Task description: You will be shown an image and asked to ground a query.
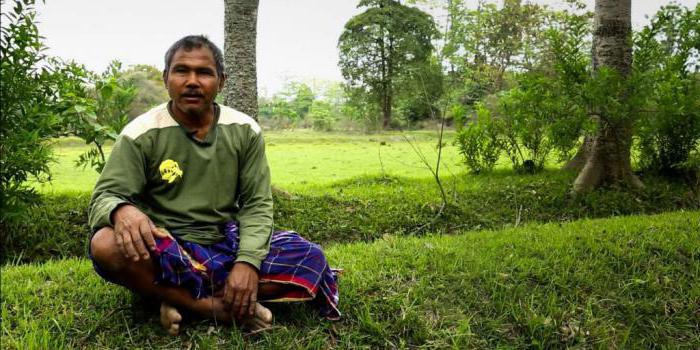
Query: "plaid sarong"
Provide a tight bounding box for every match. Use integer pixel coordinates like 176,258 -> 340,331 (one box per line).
153,222 -> 340,320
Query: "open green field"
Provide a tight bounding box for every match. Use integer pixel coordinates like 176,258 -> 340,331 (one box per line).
35,130 -> 467,194
3,211 -> 699,349
6,130 -> 699,348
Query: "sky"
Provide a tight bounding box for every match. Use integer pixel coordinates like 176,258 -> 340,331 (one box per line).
29,0 -> 699,96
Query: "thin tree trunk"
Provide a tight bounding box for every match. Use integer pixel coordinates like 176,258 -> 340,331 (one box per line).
573,0 -> 642,192
223,0 -> 259,119
382,92 -> 392,129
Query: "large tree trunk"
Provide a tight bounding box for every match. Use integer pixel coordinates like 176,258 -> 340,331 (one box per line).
573,0 -> 642,192
223,0 -> 259,119
563,136 -> 593,171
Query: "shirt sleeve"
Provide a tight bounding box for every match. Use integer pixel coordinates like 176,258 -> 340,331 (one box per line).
234,129 -> 273,270
88,135 -> 147,232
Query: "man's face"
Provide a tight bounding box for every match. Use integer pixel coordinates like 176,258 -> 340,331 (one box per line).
164,46 -> 224,117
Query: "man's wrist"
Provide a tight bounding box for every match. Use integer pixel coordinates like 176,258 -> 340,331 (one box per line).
233,256 -> 262,272
109,202 -> 132,225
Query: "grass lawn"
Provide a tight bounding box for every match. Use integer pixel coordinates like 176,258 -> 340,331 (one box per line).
2,211 -> 698,349
8,130 -> 698,348
34,130 -> 467,194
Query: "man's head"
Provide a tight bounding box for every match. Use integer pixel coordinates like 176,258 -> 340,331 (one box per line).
164,35 -> 225,80
163,35 -> 226,117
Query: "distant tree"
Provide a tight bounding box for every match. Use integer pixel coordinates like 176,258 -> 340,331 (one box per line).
573,0 -> 642,191
442,0 -> 548,105
223,0 -> 259,119
288,82 -> 315,119
338,0 -> 439,129
308,100 -> 335,131
122,64 -> 169,119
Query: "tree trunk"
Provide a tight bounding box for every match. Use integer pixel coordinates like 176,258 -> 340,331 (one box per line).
223,0 -> 259,119
382,92 -> 392,129
563,136 -> 593,171
573,0 -> 642,192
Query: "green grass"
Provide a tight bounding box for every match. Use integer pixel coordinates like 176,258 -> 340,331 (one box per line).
7,130 -> 698,348
8,169 -> 698,264
3,211 -> 699,349
34,130 -> 466,194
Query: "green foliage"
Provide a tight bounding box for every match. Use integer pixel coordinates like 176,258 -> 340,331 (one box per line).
442,0 -> 561,106
122,64 -> 169,119
258,81 -> 370,131
59,61 -> 136,173
308,100 -> 335,131
3,211 -> 699,348
454,102 -> 501,174
497,84 -> 553,172
288,82 -> 315,119
338,0 -> 439,128
634,3 -> 700,175
395,56 -> 444,124
0,0 -> 87,222
446,1 -> 593,174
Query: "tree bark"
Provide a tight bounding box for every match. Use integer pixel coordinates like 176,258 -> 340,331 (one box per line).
223,0 -> 259,119
563,136 -> 593,171
382,91 -> 392,129
573,0 -> 642,192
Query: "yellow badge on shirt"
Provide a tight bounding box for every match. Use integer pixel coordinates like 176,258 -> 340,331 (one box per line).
159,159 -> 183,183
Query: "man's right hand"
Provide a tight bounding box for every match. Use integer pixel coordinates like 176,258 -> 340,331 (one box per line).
112,204 -> 158,262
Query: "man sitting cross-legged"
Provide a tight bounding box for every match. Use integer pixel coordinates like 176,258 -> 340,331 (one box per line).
88,35 -> 339,335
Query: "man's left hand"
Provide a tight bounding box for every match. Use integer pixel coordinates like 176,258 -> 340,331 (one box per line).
223,262 -> 259,320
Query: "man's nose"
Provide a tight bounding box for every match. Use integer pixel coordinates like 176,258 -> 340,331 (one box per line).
184,72 -> 200,87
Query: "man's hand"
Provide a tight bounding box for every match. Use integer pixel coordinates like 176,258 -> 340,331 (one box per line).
223,262 -> 259,320
112,204 -> 159,262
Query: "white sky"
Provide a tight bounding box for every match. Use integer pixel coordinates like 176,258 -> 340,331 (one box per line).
30,0 -> 699,96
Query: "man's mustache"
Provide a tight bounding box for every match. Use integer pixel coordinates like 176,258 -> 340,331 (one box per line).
182,91 -> 204,97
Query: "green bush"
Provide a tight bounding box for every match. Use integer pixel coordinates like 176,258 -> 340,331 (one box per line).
634,4 -> 700,176
0,0 -> 135,224
0,0 -> 85,222
454,102 -> 501,174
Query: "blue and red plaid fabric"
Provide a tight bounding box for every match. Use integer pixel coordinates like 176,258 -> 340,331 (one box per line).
153,222 -> 340,320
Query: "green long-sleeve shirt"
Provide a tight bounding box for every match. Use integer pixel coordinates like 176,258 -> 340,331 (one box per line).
88,102 -> 273,269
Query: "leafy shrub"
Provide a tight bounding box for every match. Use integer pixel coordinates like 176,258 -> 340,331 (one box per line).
454,102 -> 501,174
634,4 -> 700,175
496,86 -> 553,173
450,104 -> 467,131
0,0 -> 88,222
58,61 -> 136,173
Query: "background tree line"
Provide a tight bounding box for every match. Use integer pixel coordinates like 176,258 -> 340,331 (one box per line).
2,0 -> 699,223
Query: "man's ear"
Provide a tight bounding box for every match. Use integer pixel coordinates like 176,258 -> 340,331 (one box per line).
219,73 -> 228,91
162,70 -> 168,88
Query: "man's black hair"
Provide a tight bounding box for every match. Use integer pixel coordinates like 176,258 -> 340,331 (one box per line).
164,35 -> 225,79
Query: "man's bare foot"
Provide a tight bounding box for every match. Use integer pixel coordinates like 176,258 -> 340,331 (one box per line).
160,302 -> 182,336
255,303 -> 273,323
190,298 -> 273,332
241,303 -> 273,332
